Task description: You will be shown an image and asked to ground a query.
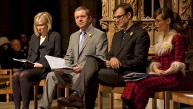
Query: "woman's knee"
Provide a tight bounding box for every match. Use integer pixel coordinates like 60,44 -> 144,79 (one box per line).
12,71 -> 20,81
19,71 -> 30,79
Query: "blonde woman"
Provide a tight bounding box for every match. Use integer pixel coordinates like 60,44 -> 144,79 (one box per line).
12,12 -> 61,109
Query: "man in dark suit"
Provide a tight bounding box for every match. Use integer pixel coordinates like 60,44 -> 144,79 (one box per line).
57,3 -> 150,109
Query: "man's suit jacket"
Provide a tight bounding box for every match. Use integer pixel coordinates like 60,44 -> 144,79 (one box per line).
27,31 -> 62,71
65,25 -> 107,68
108,23 -> 150,74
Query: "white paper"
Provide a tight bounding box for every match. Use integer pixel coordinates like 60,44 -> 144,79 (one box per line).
13,58 -> 28,63
184,94 -> 193,98
13,58 -> 34,64
45,55 -> 72,70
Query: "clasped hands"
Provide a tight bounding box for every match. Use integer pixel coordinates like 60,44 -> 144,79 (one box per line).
104,57 -> 121,69
149,69 -> 168,76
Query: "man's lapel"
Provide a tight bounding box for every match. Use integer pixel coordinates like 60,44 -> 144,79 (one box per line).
116,24 -> 138,55
75,31 -> 80,58
79,27 -> 95,55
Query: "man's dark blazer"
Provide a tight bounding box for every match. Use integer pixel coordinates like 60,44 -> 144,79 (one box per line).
27,31 -> 62,71
107,23 -> 150,74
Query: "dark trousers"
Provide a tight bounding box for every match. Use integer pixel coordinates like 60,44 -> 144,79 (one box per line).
72,57 -> 126,109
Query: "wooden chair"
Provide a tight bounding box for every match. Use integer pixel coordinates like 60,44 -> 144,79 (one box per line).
151,91 -> 171,109
30,79 -> 72,109
172,91 -> 193,109
97,84 -> 125,109
57,83 -> 72,109
30,79 -> 46,109
151,71 -> 193,109
0,69 -> 13,102
171,71 -> 193,109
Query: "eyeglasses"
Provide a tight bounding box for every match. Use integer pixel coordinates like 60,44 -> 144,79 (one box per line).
155,19 -> 164,24
113,13 -> 126,20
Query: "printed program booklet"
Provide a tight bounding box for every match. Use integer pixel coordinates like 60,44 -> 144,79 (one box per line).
45,55 -> 73,72
13,58 -> 34,69
123,72 -> 158,81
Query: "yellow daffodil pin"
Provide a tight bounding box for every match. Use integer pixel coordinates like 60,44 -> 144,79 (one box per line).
88,33 -> 92,37
130,32 -> 134,36
166,43 -> 171,48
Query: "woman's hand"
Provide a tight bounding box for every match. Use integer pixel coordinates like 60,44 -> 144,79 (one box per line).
34,63 -> 43,68
159,71 -> 169,76
154,69 -> 164,74
154,69 -> 169,76
149,71 -> 157,74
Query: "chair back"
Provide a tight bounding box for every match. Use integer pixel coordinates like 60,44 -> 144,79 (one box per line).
0,69 -> 12,93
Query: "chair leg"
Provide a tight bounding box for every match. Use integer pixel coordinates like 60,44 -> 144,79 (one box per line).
122,100 -> 126,109
165,91 -> 170,109
109,93 -> 114,109
172,100 -> 177,109
64,87 -> 69,109
10,94 -> 12,101
34,85 -> 38,109
152,98 -> 156,109
98,91 -> 102,109
6,94 -> 9,102
57,86 -> 62,109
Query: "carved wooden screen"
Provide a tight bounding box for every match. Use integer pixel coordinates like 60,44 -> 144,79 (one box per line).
100,0 -> 193,53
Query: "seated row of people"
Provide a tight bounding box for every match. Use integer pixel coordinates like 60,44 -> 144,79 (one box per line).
0,37 -> 27,70
11,3 -> 187,109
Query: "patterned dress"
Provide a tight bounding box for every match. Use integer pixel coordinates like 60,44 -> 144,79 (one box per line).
121,30 -> 186,109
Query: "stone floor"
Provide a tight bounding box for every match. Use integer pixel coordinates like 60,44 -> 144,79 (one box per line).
0,96 -> 193,109
0,96 -> 123,109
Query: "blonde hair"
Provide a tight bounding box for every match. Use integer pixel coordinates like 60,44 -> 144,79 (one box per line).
33,12 -> 52,36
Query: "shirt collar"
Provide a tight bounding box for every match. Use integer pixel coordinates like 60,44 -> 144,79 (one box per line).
79,24 -> 92,34
123,23 -> 134,34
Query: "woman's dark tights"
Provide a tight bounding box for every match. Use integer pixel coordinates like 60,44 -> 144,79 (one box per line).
12,70 -> 32,109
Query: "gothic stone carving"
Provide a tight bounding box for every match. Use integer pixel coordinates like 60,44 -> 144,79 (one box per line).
179,0 -> 192,19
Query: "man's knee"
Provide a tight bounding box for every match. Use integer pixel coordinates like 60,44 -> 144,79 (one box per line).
46,71 -> 56,80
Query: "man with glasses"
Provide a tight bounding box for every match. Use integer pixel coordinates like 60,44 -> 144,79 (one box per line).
57,3 -> 150,109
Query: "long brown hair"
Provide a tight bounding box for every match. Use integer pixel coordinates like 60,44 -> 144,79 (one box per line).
154,7 -> 188,50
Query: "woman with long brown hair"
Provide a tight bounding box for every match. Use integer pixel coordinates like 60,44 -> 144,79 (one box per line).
121,7 -> 187,109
